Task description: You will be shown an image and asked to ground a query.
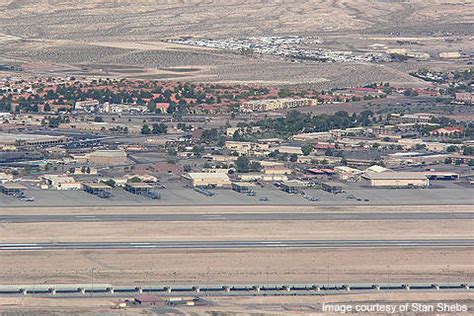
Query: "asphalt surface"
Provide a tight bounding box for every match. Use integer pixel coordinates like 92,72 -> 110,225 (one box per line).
1,212 -> 472,223
1,239 -> 473,251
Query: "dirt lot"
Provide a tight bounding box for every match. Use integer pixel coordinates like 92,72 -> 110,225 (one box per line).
2,204 -> 473,215
0,248 -> 472,286
0,209 -> 472,286
1,292 -> 474,315
1,220 -> 472,242
0,1 -> 471,86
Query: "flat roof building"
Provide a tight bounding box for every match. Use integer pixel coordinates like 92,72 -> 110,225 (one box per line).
0,182 -> 26,195
125,182 -> 153,194
88,150 -> 128,165
280,180 -> 310,193
0,132 -> 66,148
364,172 -> 429,187
232,182 -> 256,194
42,175 -> 81,190
184,172 -> 231,188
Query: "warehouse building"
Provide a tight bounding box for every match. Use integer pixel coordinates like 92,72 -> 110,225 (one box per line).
0,132 -> 66,149
240,98 -> 317,113
125,182 -> 160,199
184,172 -> 231,188
231,182 -> 256,194
280,180 -> 310,193
125,182 -> 153,194
320,181 -> 345,194
363,172 -> 429,187
88,150 -> 128,165
42,175 -> 81,190
0,182 -> 26,195
0,172 -> 13,184
83,182 -> 113,198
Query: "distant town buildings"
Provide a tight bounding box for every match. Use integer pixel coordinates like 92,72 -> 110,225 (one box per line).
240,98 -> 317,113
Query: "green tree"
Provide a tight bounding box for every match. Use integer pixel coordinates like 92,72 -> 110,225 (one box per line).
447,145 -> 459,153
235,156 -> 250,173
249,161 -> 262,172
152,123 -> 167,134
141,124 -> 151,134
463,147 -> 473,156
301,144 -> 313,156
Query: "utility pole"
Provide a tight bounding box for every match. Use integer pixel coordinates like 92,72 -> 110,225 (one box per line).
91,268 -> 96,296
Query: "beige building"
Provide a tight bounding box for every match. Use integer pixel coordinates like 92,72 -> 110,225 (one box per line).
88,150 -> 128,165
240,98 -> 317,113
225,141 -> 269,155
0,132 -> 66,148
275,146 -> 303,155
263,165 -> 292,175
238,173 -> 288,182
439,51 -> 462,59
42,175 -> 82,190
334,166 -> 363,181
184,172 -> 231,188
0,172 -> 13,184
364,172 -> 429,187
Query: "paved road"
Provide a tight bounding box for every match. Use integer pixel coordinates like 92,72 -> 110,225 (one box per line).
1,212 -> 472,223
1,239 -> 472,251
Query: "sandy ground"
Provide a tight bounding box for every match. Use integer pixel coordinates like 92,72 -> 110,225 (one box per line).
1,292 -> 473,315
1,220 -> 472,242
2,204 -> 473,215
1,204 -> 471,300
0,248 -> 472,286
1,292 -> 474,315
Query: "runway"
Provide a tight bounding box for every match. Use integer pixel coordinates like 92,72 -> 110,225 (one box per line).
1,212 -> 472,223
1,239 -> 473,251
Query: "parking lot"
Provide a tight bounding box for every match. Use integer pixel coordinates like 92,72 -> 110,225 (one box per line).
0,179 -> 472,207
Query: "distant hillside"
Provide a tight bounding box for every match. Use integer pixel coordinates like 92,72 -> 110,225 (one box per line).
0,0 -> 472,41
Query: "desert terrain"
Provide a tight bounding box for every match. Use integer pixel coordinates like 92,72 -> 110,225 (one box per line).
0,205 -> 472,286
0,0 -> 472,86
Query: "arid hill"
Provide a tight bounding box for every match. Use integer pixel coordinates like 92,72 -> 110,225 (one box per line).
0,0 -> 471,86
0,0 -> 472,40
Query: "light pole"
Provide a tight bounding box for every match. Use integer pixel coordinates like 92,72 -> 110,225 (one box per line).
387,265 -> 391,289
327,265 -> 330,289
91,268 -> 96,296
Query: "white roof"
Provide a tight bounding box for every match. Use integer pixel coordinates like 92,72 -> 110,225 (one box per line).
365,172 -> 428,180
187,173 -> 230,180
365,165 -> 391,173
334,166 -> 362,174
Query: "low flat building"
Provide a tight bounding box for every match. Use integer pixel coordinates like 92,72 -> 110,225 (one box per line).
334,166 -> 363,181
83,182 -> 112,198
280,180 -> 310,193
0,172 -> 13,184
0,182 -> 26,195
231,182 -> 256,194
88,150 -> 128,165
184,172 -> 231,188
42,175 -> 81,190
365,165 -> 391,173
225,141 -> 269,155
364,172 -> 429,187
320,181 -> 344,194
263,165 -> 292,175
240,98 -> 316,113
423,171 -> 459,181
125,182 -> 154,194
0,132 -> 66,148
275,146 -> 303,155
